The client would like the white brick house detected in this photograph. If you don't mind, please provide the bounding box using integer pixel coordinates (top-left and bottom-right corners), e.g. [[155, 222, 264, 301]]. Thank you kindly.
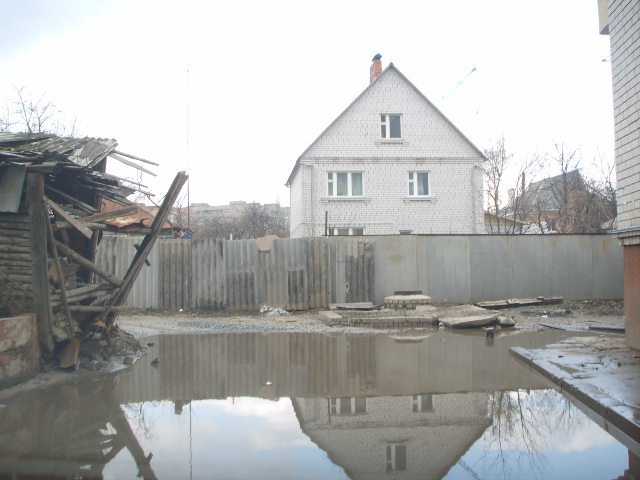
[[286, 57, 486, 238]]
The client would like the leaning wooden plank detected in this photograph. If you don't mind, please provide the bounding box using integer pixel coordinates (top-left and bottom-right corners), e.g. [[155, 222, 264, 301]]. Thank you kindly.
[[68, 305, 128, 312], [99, 171, 188, 325], [81, 206, 138, 223], [54, 240, 123, 287], [54, 221, 109, 231], [113, 150, 160, 166], [51, 283, 111, 302], [109, 152, 157, 176], [44, 184, 98, 213], [45, 197, 93, 240], [441, 314, 498, 329]]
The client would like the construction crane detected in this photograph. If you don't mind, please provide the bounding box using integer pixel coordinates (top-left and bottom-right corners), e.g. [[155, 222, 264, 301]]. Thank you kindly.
[[442, 66, 477, 99]]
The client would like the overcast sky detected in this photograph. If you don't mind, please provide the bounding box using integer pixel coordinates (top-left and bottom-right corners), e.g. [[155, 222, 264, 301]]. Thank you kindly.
[[0, 0, 613, 207]]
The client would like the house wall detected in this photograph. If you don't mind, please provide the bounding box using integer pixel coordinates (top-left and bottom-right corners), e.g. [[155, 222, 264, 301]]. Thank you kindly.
[[606, 0, 640, 348], [289, 67, 485, 238]]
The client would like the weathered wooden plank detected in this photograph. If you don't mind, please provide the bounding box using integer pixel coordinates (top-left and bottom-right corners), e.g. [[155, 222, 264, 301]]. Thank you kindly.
[[46, 214, 74, 338], [46, 197, 93, 240], [0, 273, 33, 283], [26, 173, 53, 352], [0, 253, 32, 262], [0, 236, 30, 247], [0, 215, 30, 225], [113, 149, 160, 166], [81, 206, 137, 223], [109, 152, 157, 176], [55, 240, 123, 287], [99, 171, 187, 325], [44, 184, 98, 213], [0, 244, 30, 254]]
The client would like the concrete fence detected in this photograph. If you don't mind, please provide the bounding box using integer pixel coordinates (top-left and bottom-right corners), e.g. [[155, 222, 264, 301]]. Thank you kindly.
[[96, 234, 623, 311]]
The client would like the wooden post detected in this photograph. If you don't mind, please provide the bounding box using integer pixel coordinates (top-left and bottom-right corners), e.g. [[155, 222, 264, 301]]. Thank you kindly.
[[45, 212, 75, 339], [26, 173, 54, 353]]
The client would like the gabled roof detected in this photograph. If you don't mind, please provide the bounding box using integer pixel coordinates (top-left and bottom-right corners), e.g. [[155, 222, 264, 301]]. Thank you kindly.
[[525, 170, 584, 212], [285, 62, 486, 186]]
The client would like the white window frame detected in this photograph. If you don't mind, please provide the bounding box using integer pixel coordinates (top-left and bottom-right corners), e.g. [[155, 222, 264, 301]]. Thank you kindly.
[[408, 171, 430, 197], [327, 172, 363, 197], [380, 114, 402, 139], [386, 444, 407, 472], [330, 397, 367, 415], [328, 227, 364, 236]]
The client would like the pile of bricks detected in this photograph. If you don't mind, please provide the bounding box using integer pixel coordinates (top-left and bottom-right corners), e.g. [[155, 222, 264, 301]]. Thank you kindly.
[[384, 294, 432, 310]]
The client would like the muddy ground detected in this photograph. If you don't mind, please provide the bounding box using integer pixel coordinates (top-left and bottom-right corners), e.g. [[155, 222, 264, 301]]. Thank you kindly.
[[115, 299, 625, 337], [0, 299, 625, 401]]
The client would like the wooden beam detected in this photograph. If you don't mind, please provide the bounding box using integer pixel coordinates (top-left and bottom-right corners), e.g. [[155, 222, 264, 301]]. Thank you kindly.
[[81, 206, 138, 223], [67, 305, 128, 312], [44, 184, 98, 213], [46, 197, 93, 240], [113, 150, 159, 166], [54, 240, 123, 287], [45, 211, 75, 339], [109, 153, 157, 177], [26, 174, 54, 353]]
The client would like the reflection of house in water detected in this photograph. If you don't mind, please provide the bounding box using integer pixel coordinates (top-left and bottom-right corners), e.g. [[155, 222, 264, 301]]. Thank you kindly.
[[293, 393, 491, 480]]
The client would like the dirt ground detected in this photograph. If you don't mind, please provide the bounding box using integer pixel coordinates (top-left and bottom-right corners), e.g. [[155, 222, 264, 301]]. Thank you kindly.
[[115, 299, 625, 337], [0, 299, 625, 401]]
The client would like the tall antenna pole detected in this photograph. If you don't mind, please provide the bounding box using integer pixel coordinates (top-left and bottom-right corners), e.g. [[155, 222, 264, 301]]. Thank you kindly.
[[186, 67, 191, 229]]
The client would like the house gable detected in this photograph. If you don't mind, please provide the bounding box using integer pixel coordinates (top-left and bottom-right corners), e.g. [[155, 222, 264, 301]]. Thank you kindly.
[[286, 63, 485, 186]]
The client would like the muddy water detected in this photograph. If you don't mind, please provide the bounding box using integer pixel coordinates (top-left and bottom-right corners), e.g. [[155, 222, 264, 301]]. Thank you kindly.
[[0, 330, 633, 479]]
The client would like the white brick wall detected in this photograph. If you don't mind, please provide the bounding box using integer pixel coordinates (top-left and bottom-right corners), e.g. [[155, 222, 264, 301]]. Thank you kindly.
[[289, 66, 485, 237], [609, 0, 640, 241]]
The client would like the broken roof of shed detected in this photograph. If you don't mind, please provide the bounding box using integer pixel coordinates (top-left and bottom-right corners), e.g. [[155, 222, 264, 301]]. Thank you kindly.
[[0, 132, 157, 215]]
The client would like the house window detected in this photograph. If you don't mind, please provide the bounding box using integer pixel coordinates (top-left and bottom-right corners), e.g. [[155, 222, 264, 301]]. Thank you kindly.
[[330, 397, 367, 415], [408, 171, 430, 196], [327, 172, 363, 197], [412, 394, 433, 412], [328, 227, 364, 236], [386, 444, 407, 472], [380, 114, 401, 138]]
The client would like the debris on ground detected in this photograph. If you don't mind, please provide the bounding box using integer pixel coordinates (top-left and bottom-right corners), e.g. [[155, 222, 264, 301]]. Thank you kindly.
[[329, 302, 380, 311], [259, 304, 290, 316], [475, 296, 564, 310], [384, 294, 432, 310]]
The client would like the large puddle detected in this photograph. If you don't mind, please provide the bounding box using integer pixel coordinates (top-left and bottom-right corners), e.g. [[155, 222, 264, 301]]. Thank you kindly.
[[0, 330, 634, 479]]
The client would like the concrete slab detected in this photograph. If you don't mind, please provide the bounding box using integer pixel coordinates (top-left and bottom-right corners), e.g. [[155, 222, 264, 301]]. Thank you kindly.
[[441, 314, 498, 329], [510, 335, 640, 454]]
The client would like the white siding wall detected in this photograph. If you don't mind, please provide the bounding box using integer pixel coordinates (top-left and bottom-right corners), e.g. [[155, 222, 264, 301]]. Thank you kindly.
[[289, 67, 484, 237], [610, 0, 640, 243]]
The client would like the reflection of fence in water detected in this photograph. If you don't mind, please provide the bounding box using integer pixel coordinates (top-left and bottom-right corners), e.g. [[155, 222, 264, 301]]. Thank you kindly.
[[113, 331, 557, 404]]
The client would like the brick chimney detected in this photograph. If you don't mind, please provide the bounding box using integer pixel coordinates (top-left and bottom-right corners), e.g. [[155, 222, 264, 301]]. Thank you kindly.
[[370, 53, 382, 83]]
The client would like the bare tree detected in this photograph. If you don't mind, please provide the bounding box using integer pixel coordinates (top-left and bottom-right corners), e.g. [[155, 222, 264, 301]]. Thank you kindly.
[[1, 86, 77, 136], [484, 137, 512, 233], [192, 203, 289, 240]]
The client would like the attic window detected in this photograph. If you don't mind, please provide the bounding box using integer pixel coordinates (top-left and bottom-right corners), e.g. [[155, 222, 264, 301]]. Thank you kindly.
[[381, 114, 401, 138]]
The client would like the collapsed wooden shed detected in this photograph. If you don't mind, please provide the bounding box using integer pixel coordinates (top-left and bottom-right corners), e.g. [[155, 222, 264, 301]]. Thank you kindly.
[[0, 132, 187, 366]]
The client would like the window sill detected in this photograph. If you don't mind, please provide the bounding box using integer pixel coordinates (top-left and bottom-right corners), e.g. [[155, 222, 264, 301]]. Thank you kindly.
[[376, 139, 406, 145], [321, 196, 371, 204], [403, 196, 436, 203]]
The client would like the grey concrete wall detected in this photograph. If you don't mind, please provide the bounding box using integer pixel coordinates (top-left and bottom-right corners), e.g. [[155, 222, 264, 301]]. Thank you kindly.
[[373, 235, 623, 304], [97, 234, 623, 311]]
